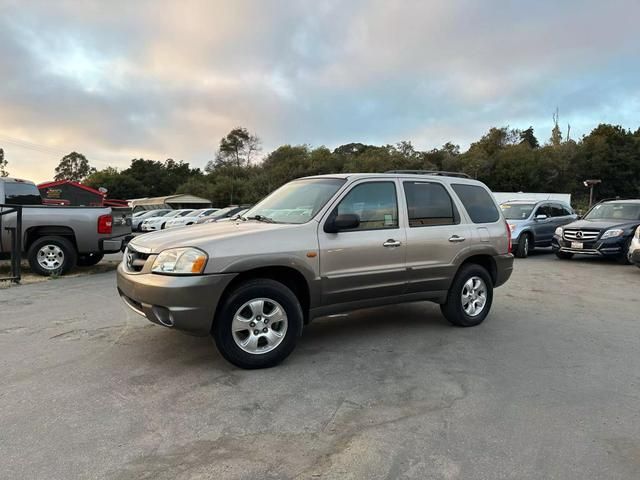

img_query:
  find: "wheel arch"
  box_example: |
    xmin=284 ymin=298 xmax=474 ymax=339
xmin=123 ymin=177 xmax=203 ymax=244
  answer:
xmin=24 ymin=226 xmax=78 ymax=252
xmin=457 ymin=254 xmax=498 ymax=286
xmin=214 ymin=265 xmax=312 ymax=327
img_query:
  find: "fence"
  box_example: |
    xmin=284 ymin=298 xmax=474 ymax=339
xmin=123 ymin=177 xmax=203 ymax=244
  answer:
xmin=0 ymin=204 xmax=23 ymax=283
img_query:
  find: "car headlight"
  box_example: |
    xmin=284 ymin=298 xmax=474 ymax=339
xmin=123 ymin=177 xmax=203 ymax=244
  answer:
xmin=555 ymin=227 xmax=563 ymax=236
xmin=151 ymin=248 xmax=208 ymax=274
xmin=601 ymin=229 xmax=624 ymax=240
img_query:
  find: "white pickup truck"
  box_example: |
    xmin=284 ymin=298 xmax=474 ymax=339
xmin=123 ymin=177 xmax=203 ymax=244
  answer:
xmin=0 ymin=177 xmax=132 ymax=276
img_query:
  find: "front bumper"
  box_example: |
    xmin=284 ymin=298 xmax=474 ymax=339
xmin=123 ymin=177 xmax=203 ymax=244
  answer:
xmin=116 ymin=263 xmax=237 ymax=336
xmin=494 ymin=253 xmax=514 ymax=287
xmin=552 ymin=234 xmax=627 ymax=257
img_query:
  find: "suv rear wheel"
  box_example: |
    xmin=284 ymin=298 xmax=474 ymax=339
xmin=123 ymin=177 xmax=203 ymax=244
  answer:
xmin=440 ymin=264 xmax=493 ymax=327
xmin=213 ymin=279 xmax=304 ymax=369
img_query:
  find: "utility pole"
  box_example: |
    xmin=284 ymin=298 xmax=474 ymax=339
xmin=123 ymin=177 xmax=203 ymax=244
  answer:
xmin=583 ymin=179 xmax=602 ymax=208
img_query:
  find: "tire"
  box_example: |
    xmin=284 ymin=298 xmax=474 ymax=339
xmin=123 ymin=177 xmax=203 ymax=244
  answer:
xmin=77 ymin=253 xmax=104 ymax=267
xmin=161 ymin=222 xmax=167 ymax=230
xmin=440 ymin=264 xmax=493 ymax=327
xmin=27 ymin=236 xmax=77 ymax=276
xmin=514 ymin=233 xmax=532 ymax=258
xmin=617 ymin=238 xmax=632 ymax=265
xmin=555 ymin=251 xmax=574 ymax=260
xmin=212 ymin=279 xmax=304 ymax=369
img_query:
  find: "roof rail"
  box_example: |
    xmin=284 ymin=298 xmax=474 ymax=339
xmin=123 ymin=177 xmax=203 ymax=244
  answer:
xmin=593 ymin=197 xmax=640 ymax=205
xmin=384 ymin=169 xmax=471 ymax=179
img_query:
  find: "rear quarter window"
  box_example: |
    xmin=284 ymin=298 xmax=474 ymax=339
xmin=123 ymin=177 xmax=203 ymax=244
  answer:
xmin=451 ymin=184 xmax=500 ymax=223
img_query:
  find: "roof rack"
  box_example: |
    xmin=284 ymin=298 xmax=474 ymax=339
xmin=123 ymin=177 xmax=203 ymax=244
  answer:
xmin=384 ymin=169 xmax=471 ymax=179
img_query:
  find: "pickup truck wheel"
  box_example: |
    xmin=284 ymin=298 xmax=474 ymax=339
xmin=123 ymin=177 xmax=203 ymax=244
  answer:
xmin=440 ymin=264 xmax=493 ymax=327
xmin=27 ymin=236 xmax=77 ymax=276
xmin=77 ymin=253 xmax=104 ymax=267
xmin=213 ymin=279 xmax=303 ymax=369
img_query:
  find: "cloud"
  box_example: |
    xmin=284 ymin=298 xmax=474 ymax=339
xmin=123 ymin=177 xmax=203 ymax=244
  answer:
xmin=1 ymin=0 xmax=639 ymax=181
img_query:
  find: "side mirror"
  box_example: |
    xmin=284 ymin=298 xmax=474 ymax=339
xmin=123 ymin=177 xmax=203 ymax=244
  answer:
xmin=324 ymin=213 xmax=360 ymax=233
xmin=535 ymin=214 xmax=548 ymax=220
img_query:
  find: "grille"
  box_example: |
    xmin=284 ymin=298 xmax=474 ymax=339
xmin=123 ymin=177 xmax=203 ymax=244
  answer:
xmin=563 ymin=229 xmax=600 ymax=241
xmin=125 ymin=246 xmax=150 ymax=272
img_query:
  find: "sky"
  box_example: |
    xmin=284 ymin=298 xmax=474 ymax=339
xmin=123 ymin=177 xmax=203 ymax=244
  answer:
xmin=1 ymin=0 xmax=640 ymax=182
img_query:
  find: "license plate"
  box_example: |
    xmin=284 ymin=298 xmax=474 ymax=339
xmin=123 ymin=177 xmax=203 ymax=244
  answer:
xmin=571 ymin=241 xmax=583 ymax=249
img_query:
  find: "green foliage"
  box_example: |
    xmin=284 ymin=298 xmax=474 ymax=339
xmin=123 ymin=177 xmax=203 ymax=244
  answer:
xmin=54 ymin=152 xmax=96 ymax=182
xmin=84 ymin=124 xmax=640 ymax=207
xmin=0 ymin=148 xmax=7 ymax=177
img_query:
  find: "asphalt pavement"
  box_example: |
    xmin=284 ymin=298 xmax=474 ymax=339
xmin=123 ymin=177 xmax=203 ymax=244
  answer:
xmin=1 ymin=251 xmax=639 ymax=479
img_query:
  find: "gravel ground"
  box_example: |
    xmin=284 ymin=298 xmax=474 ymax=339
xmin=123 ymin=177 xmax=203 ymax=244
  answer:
xmin=1 ymin=251 xmax=639 ymax=479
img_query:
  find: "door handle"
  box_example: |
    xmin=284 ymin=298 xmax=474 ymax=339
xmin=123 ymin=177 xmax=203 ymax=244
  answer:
xmin=448 ymin=235 xmax=466 ymax=243
xmin=383 ymin=239 xmax=402 ymax=248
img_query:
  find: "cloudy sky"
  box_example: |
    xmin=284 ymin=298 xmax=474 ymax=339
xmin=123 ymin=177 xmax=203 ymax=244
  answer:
xmin=2 ymin=0 xmax=639 ymax=182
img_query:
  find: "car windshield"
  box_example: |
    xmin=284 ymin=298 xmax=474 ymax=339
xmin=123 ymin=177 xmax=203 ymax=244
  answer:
xmin=584 ymin=202 xmax=640 ymax=221
xmin=243 ymin=178 xmax=346 ymax=224
xmin=177 ymin=210 xmax=194 ymax=217
xmin=501 ymin=203 xmax=535 ymax=220
xmin=161 ymin=210 xmax=182 ymax=218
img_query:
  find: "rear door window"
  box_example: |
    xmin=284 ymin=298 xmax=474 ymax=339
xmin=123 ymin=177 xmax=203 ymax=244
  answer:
xmin=4 ymin=182 xmax=42 ymax=205
xmin=451 ymin=184 xmax=499 ymax=223
xmin=403 ymin=181 xmax=457 ymax=227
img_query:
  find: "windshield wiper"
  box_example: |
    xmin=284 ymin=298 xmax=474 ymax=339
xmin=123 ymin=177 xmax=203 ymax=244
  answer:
xmin=245 ymin=214 xmax=277 ymax=223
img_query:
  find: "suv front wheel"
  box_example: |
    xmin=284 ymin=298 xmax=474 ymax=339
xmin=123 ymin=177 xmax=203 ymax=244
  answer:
xmin=213 ymin=279 xmax=304 ymax=369
xmin=440 ymin=264 xmax=493 ymax=327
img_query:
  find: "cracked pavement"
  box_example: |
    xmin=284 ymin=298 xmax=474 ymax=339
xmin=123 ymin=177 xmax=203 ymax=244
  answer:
xmin=1 ymin=252 xmax=639 ymax=479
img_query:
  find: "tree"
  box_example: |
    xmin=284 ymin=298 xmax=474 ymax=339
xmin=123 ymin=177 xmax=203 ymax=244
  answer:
xmin=0 ymin=148 xmax=8 ymax=177
xmin=519 ymin=126 xmax=539 ymax=148
xmin=209 ymin=127 xmax=261 ymax=170
xmin=54 ymin=152 xmax=96 ymax=182
xmin=550 ymin=109 xmax=562 ymax=146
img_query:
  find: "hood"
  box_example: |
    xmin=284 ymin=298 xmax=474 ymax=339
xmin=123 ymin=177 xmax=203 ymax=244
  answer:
xmin=563 ymin=218 xmax=640 ymax=231
xmin=129 ymin=220 xmax=300 ymax=253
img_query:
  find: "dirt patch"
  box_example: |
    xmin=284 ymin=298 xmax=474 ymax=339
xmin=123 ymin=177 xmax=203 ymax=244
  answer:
xmin=0 ymin=259 xmax=120 ymax=288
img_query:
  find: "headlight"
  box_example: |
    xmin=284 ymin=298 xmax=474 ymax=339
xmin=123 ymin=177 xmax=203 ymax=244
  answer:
xmin=555 ymin=227 xmax=563 ymax=236
xmin=151 ymin=248 xmax=208 ymax=274
xmin=601 ymin=229 xmax=624 ymax=240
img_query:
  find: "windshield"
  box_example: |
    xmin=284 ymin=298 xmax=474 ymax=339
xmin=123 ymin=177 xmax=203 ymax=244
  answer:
xmin=208 ymin=207 xmax=237 ymax=219
xmin=501 ymin=203 xmax=535 ymax=220
xmin=244 ymin=178 xmax=346 ymax=224
xmin=177 ymin=210 xmax=194 ymax=217
xmin=584 ymin=202 xmax=640 ymax=221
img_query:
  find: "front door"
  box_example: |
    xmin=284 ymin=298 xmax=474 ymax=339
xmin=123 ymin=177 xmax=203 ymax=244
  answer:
xmin=532 ymin=203 xmax=555 ymax=245
xmin=318 ymin=180 xmax=407 ymax=306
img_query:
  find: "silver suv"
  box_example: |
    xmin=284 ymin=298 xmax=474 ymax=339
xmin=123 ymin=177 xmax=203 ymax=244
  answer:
xmin=500 ymin=200 xmax=577 ymax=258
xmin=118 ymin=173 xmax=514 ymax=368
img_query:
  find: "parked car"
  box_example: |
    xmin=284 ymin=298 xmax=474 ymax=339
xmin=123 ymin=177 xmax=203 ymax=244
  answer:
xmin=500 ymin=200 xmax=577 ymax=258
xmin=196 ymin=206 xmax=250 ymax=224
xmin=164 ymin=208 xmax=219 ymax=229
xmin=140 ymin=209 xmax=194 ymax=231
xmin=0 ymin=177 xmax=132 ymax=276
xmin=552 ymin=199 xmax=640 ymax=263
xmin=629 ymin=226 xmax=640 ymax=267
xmin=118 ymin=172 xmax=513 ymax=369
xmin=132 ymin=209 xmax=172 ymax=232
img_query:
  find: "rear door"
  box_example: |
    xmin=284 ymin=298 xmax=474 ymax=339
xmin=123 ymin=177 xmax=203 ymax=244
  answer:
xmin=318 ymin=179 xmax=407 ymax=305
xmin=402 ymin=180 xmax=471 ymax=294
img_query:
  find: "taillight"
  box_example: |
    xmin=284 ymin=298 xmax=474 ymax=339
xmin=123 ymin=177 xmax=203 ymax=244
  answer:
xmin=98 ymin=214 xmax=113 ymax=234
xmin=505 ymin=220 xmax=512 ymax=254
